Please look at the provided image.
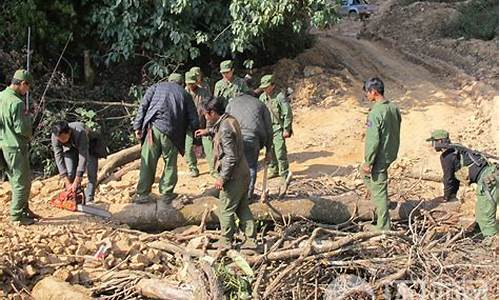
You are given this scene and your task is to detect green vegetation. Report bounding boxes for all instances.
[0,0,337,177]
[444,0,498,41]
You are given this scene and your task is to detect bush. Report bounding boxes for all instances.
[443,0,499,40]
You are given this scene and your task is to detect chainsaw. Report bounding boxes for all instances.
[50,189,111,219]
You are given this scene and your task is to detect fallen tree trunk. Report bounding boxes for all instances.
[101,160,141,184]
[97,144,141,184]
[109,192,459,230]
[136,279,193,300]
[32,276,92,300]
[404,171,442,183]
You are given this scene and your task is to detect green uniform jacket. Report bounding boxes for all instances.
[0,87,32,149]
[214,77,249,105]
[259,90,293,134]
[364,99,401,168]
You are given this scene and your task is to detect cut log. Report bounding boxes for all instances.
[404,171,442,182]
[136,279,193,300]
[109,192,460,230]
[31,276,91,300]
[97,144,141,184]
[101,160,140,184]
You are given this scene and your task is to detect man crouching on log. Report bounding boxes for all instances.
[195,97,257,250]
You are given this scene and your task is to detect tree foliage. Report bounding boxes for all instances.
[443,0,498,41]
[0,0,337,177]
[91,0,337,78]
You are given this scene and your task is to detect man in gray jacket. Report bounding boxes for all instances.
[51,121,107,203]
[226,94,273,200]
[133,80,199,204]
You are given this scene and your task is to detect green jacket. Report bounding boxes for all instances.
[259,90,293,134]
[0,87,32,149]
[364,99,401,169]
[214,77,249,106]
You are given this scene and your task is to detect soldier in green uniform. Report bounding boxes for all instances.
[360,77,401,231]
[190,66,212,95]
[427,130,498,237]
[195,97,256,249]
[213,60,250,106]
[259,74,293,197]
[184,71,213,177]
[0,70,39,225]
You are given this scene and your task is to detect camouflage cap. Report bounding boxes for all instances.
[219,60,233,73]
[426,129,449,141]
[168,73,184,84]
[259,74,274,89]
[13,69,33,83]
[190,66,201,76]
[185,71,197,84]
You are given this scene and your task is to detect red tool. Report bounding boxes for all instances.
[50,190,84,211]
[50,190,111,219]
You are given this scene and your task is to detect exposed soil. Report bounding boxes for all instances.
[0,4,498,298]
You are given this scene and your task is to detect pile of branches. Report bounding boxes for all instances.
[92,205,497,299]
[248,212,498,299]
[1,174,498,299]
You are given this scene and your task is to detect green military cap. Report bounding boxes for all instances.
[168,73,184,84]
[219,60,233,73]
[13,69,33,83]
[259,74,274,89]
[190,66,201,76]
[426,129,449,141]
[185,71,197,84]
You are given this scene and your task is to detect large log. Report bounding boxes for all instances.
[97,144,141,183]
[31,276,92,300]
[108,192,459,230]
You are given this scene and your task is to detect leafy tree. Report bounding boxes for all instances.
[90,0,337,78]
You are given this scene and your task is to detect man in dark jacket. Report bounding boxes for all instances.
[195,97,256,249]
[427,130,498,237]
[51,121,107,203]
[133,80,199,204]
[226,94,273,200]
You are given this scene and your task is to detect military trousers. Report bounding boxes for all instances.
[184,133,214,174]
[2,146,31,220]
[218,175,255,244]
[363,165,390,230]
[136,126,178,197]
[475,164,499,236]
[269,130,289,178]
[63,148,98,201]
